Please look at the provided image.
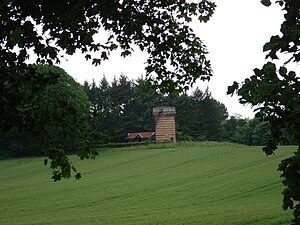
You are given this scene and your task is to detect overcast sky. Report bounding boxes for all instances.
[59,0,285,118]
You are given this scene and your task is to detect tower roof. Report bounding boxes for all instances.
[153,107,176,116]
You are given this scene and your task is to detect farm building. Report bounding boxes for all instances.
[126,132,155,142]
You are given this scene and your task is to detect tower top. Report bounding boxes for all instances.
[153,107,176,116]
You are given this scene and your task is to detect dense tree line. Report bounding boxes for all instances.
[1,69,276,159]
[83,75,227,143]
[82,74,271,146]
[221,115,269,146]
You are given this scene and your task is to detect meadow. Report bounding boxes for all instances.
[0,142,295,225]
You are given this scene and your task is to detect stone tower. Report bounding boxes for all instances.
[153,107,176,142]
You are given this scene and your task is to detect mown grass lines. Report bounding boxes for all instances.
[0,143,295,225]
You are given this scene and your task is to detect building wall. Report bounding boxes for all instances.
[153,107,176,142]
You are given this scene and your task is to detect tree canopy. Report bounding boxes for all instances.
[0,0,216,180]
[228,0,300,223]
[1,0,215,93]
[83,76,229,143]
[0,65,97,181]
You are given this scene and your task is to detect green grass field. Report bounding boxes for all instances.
[0,143,295,225]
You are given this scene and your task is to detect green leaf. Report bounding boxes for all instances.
[263,42,273,52]
[121,50,131,57]
[101,52,109,60]
[261,0,272,7]
[92,58,101,66]
[279,67,287,77]
[253,68,262,76]
[109,43,118,50]
[288,71,296,79]
[268,51,279,60]
[227,81,239,95]
[9,27,23,45]
[85,54,91,60]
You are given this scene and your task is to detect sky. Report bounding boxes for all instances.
[59,0,285,118]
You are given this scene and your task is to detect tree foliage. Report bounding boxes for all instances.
[84,75,270,146]
[228,0,300,223]
[0,65,97,181]
[175,87,228,141]
[83,75,228,143]
[38,66,98,181]
[221,115,269,146]
[0,0,216,180]
[1,0,215,92]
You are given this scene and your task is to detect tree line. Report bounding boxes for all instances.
[83,74,273,146]
[0,68,274,159]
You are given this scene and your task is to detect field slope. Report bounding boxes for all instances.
[0,143,295,225]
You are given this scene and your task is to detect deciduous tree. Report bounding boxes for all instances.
[0,0,216,180]
[228,0,300,223]
[1,0,215,92]
[0,65,96,181]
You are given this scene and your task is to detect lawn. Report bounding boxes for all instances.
[0,143,295,225]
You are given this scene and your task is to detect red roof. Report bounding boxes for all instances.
[127,132,155,140]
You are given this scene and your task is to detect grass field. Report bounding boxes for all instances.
[0,142,295,225]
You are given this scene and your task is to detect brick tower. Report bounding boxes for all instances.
[153,107,176,142]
